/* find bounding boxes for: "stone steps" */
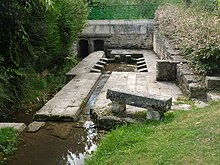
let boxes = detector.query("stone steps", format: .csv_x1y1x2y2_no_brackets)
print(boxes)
90,68,101,73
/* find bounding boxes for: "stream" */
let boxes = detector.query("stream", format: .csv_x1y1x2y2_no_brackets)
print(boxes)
7,62,136,165
7,74,110,165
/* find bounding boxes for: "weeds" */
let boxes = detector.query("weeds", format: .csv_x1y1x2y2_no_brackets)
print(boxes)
0,128,19,164
155,3,220,75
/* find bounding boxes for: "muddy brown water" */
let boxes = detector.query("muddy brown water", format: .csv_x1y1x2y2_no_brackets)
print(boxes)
6,75,110,165
8,122,99,165
103,63,137,73
6,62,137,165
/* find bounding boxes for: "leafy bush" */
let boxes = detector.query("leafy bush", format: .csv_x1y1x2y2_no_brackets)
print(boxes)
0,0,87,116
155,4,220,75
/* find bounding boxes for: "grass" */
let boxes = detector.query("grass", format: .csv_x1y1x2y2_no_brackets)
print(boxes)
86,101,220,164
0,128,19,164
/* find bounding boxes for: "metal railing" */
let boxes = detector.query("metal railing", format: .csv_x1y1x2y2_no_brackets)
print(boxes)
88,4,160,20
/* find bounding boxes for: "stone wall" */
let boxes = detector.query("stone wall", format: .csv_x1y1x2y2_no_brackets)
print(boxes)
153,28,206,99
80,20,154,54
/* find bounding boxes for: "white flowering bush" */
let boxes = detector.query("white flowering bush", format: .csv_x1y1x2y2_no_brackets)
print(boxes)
155,5,220,75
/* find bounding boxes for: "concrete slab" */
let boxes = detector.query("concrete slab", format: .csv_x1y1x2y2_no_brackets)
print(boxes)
66,51,104,76
0,123,26,133
34,73,101,121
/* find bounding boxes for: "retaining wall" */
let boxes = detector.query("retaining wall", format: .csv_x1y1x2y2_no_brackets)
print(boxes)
153,28,206,99
80,20,154,53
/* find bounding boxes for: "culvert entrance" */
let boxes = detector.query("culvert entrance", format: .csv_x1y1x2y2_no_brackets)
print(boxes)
94,40,104,51
78,39,89,58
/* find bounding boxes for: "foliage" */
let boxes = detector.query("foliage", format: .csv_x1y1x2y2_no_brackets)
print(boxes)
0,128,19,164
88,4,158,19
155,4,220,75
0,0,87,116
86,101,220,164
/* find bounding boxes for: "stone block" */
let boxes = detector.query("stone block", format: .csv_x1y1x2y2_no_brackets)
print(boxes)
111,101,126,113
205,76,220,89
114,55,121,63
0,123,26,133
137,64,147,70
94,64,104,69
156,60,178,81
138,68,148,72
90,68,101,73
106,88,172,116
97,60,106,66
146,110,163,121
178,64,194,75
182,75,199,85
137,60,145,65
27,121,45,133
207,91,220,101
125,55,135,64
189,83,206,99
136,57,145,62
100,58,108,62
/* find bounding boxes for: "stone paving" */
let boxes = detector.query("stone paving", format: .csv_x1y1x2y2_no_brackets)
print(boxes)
34,73,101,121
93,50,183,123
66,51,104,76
34,50,183,125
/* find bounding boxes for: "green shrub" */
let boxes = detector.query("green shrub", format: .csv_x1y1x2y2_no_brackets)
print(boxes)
155,4,220,75
0,0,87,116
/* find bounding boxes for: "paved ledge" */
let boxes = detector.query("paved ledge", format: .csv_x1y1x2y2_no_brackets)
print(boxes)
206,76,220,89
66,51,104,76
0,123,26,133
34,73,101,121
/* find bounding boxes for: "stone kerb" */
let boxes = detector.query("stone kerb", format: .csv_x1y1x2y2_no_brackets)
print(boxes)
205,76,220,89
106,88,172,121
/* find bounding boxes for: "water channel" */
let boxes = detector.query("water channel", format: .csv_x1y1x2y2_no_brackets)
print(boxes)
7,62,137,165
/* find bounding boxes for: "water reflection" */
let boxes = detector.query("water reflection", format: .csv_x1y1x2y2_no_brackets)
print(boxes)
62,121,98,165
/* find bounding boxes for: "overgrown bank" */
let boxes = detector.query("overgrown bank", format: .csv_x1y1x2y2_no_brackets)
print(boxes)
0,128,18,164
86,101,220,164
155,0,220,75
0,0,87,117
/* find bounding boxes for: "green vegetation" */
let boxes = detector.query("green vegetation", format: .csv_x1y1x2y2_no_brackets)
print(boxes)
155,0,220,75
87,0,171,20
0,0,87,117
86,101,220,164
0,128,19,164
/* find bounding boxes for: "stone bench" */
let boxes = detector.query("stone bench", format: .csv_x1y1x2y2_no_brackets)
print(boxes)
106,88,172,120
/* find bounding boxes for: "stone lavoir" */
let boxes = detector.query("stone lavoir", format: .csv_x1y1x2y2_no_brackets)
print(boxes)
4,19,217,165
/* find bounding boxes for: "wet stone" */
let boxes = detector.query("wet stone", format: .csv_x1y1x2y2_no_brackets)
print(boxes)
27,121,45,133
